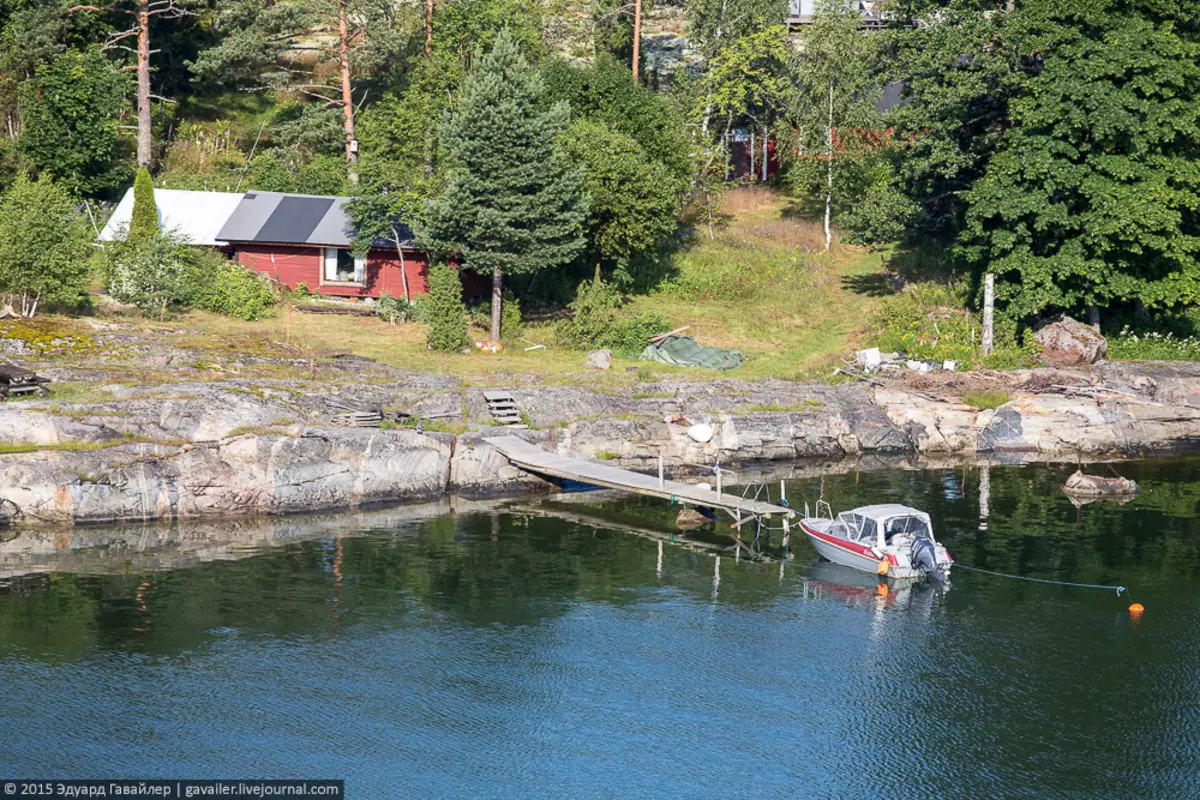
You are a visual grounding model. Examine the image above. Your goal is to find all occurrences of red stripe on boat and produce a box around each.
[801,523,878,558]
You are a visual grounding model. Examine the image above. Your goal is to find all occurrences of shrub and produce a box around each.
[963,390,1010,410]
[556,274,671,353]
[196,259,279,320]
[104,228,194,318]
[555,274,620,349]
[605,311,670,354]
[425,262,468,351]
[376,291,425,325]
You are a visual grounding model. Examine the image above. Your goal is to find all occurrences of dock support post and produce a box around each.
[780,480,786,504]
[657,539,663,576]
[716,466,722,495]
[658,453,664,489]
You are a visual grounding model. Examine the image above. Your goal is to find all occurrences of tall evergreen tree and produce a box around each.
[424,261,468,351]
[128,166,158,246]
[419,28,587,341]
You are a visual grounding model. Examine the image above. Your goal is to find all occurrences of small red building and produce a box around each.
[215,190,486,301]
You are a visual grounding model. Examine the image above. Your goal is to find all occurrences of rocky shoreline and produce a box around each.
[3,356,1200,527]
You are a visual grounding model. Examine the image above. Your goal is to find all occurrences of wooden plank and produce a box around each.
[485,435,795,519]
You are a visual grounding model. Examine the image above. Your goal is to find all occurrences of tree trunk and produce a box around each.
[338,0,357,182]
[1088,304,1100,332]
[824,83,833,252]
[393,228,411,301]
[490,266,502,342]
[136,0,152,171]
[699,0,729,137]
[424,0,433,58]
[981,273,995,356]
[631,0,641,83]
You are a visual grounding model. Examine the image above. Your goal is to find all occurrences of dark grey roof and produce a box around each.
[215,191,414,248]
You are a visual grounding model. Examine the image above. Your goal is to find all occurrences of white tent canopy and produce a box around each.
[99,188,245,247]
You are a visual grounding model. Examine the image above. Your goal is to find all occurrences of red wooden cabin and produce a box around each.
[215,191,487,301]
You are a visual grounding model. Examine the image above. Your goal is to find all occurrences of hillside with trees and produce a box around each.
[1,0,1199,368]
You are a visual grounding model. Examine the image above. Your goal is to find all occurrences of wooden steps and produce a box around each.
[484,390,523,426]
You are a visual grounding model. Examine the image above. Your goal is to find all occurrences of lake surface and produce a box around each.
[2,458,1199,798]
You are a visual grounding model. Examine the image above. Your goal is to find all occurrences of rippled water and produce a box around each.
[2,458,1199,798]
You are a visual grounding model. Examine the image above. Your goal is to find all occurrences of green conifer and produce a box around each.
[425,262,469,352]
[128,167,158,246]
[420,28,587,342]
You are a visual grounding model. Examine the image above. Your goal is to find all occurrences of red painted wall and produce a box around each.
[233,244,488,301]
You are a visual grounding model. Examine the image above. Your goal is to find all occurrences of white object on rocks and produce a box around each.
[687,423,714,443]
[943,360,957,372]
[906,359,934,373]
[856,347,882,371]
[584,349,613,370]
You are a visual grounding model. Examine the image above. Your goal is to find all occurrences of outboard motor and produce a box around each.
[910,538,941,580]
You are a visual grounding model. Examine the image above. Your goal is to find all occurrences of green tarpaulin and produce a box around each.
[638,335,746,371]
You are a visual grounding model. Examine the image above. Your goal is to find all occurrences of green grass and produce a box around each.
[963,390,1010,410]
[0,435,184,455]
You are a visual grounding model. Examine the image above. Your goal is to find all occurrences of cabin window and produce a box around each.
[884,515,932,542]
[323,248,365,284]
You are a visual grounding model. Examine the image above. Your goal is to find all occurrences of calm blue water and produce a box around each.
[1,459,1198,798]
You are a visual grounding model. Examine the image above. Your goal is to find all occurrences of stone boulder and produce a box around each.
[585,349,613,370]
[1033,315,1107,366]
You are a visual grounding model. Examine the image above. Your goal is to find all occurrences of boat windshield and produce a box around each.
[831,512,879,544]
[883,515,932,542]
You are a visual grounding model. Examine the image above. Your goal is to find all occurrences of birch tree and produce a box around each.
[790,0,879,250]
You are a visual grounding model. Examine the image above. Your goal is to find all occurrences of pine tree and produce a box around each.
[129,167,159,246]
[420,28,588,341]
[424,261,468,352]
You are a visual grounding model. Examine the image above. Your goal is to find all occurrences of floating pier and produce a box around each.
[485,435,796,530]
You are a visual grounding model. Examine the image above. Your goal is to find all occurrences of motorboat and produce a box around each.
[799,502,952,580]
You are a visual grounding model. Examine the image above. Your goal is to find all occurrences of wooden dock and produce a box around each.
[485,435,796,527]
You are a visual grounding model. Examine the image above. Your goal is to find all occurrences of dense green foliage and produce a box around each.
[424,262,468,351]
[0,173,92,313]
[956,17,1200,319]
[129,168,159,246]
[104,229,195,317]
[17,50,127,197]
[185,253,280,320]
[555,274,670,353]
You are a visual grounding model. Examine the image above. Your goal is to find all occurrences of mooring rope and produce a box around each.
[952,562,1126,596]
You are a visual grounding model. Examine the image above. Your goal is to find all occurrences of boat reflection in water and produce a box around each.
[800,558,949,616]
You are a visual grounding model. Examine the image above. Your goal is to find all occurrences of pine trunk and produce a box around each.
[338,0,357,182]
[632,0,641,83]
[136,0,152,171]
[424,0,433,57]
[490,267,502,342]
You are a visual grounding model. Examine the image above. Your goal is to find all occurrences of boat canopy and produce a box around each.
[829,505,934,545]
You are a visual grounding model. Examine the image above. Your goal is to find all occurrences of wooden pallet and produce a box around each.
[483,390,523,426]
[330,410,384,428]
[0,364,50,399]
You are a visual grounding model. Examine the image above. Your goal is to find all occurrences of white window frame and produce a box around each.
[322,248,366,285]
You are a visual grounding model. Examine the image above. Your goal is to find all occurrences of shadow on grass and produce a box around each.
[842,273,896,296]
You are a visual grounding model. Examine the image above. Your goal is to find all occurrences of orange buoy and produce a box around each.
[1129,603,1145,615]
[876,560,890,576]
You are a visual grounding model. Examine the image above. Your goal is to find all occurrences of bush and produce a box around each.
[555,275,670,354]
[376,291,425,325]
[425,262,468,351]
[0,172,92,315]
[195,259,279,320]
[129,167,158,246]
[555,274,620,349]
[104,228,194,317]
[605,311,670,354]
